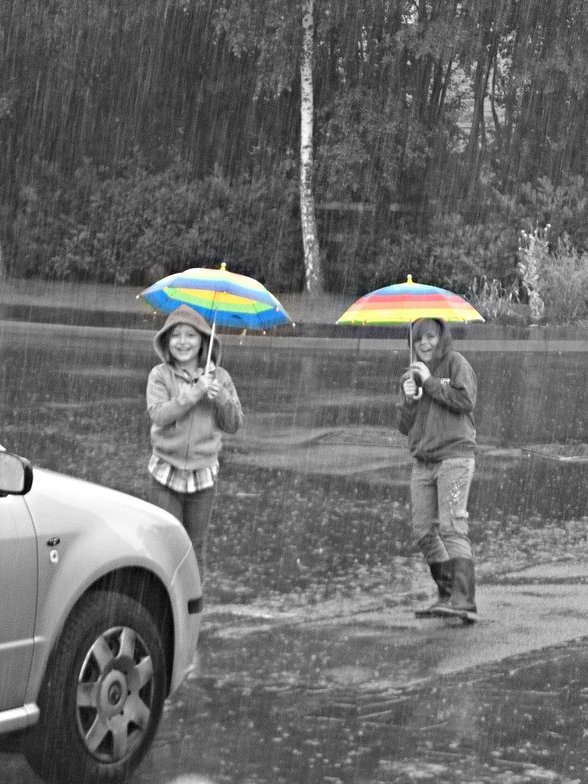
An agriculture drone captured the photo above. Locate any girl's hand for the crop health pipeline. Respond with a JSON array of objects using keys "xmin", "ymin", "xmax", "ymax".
[
  {"xmin": 200, "ymin": 373, "xmax": 220, "ymax": 400},
  {"xmin": 402, "ymin": 377, "xmax": 418, "ymax": 398},
  {"xmin": 410, "ymin": 361, "xmax": 431, "ymax": 382}
]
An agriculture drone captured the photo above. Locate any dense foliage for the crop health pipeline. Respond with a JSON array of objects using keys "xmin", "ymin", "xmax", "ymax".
[{"xmin": 1, "ymin": 0, "xmax": 587, "ymax": 318}]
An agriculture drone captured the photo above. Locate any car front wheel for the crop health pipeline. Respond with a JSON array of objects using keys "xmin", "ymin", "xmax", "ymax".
[{"xmin": 25, "ymin": 589, "xmax": 167, "ymax": 784}]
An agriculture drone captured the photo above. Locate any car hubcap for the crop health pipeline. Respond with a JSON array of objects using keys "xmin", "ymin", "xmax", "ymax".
[
  {"xmin": 108, "ymin": 681, "xmax": 123, "ymax": 706},
  {"xmin": 76, "ymin": 625, "xmax": 154, "ymax": 763}
]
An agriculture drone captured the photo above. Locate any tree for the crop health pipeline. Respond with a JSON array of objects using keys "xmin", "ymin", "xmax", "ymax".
[
  {"xmin": 299, "ymin": 0, "xmax": 322, "ymax": 293},
  {"xmin": 2, "ymin": 0, "xmax": 587, "ymax": 292},
  {"xmin": 199, "ymin": 0, "xmax": 325, "ymax": 291}
]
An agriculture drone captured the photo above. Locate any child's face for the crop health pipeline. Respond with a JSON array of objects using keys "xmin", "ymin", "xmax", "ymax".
[
  {"xmin": 414, "ymin": 320, "xmax": 441, "ymax": 363},
  {"xmin": 168, "ymin": 324, "xmax": 202, "ymax": 366}
]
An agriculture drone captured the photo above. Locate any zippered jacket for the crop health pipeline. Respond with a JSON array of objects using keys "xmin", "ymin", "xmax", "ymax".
[
  {"xmin": 397, "ymin": 321, "xmax": 477, "ymax": 462},
  {"xmin": 147, "ymin": 305, "xmax": 244, "ymax": 470}
]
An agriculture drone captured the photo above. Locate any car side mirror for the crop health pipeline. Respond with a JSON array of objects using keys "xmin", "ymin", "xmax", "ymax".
[{"xmin": 0, "ymin": 451, "xmax": 33, "ymax": 495}]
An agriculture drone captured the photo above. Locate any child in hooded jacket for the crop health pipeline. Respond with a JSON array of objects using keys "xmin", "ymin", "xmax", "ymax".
[
  {"xmin": 397, "ymin": 317, "xmax": 478, "ymax": 621},
  {"xmin": 147, "ymin": 304, "xmax": 243, "ymax": 582}
]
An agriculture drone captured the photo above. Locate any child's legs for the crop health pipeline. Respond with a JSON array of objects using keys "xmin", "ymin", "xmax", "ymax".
[
  {"xmin": 149, "ymin": 479, "xmax": 183, "ymax": 520},
  {"xmin": 436, "ymin": 457, "xmax": 475, "ymax": 560},
  {"xmin": 411, "ymin": 460, "xmax": 449, "ymax": 564},
  {"xmin": 182, "ymin": 484, "xmax": 218, "ymax": 581},
  {"xmin": 149, "ymin": 480, "xmax": 217, "ymax": 581}
]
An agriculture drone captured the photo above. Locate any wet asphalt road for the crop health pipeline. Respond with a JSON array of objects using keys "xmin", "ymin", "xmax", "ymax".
[
  {"xmin": 4, "ymin": 628, "xmax": 588, "ymax": 784},
  {"xmin": 138, "ymin": 634, "xmax": 588, "ymax": 784},
  {"xmin": 6, "ymin": 558, "xmax": 588, "ymax": 783},
  {"xmin": 0, "ymin": 320, "xmax": 587, "ymax": 783}
]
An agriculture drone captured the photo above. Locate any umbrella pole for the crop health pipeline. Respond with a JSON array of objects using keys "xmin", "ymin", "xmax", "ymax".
[
  {"xmin": 205, "ymin": 311, "xmax": 216, "ymax": 375},
  {"xmin": 409, "ymin": 322, "xmax": 423, "ymax": 400},
  {"xmin": 409, "ymin": 322, "xmax": 414, "ymax": 366}
]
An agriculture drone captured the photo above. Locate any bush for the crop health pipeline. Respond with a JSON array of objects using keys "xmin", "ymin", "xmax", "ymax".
[
  {"xmin": 466, "ymin": 276, "xmax": 523, "ymax": 324},
  {"xmin": 9, "ymin": 162, "xmax": 74, "ymax": 277},
  {"xmin": 519, "ymin": 175, "xmax": 588, "ymax": 253},
  {"xmin": 15, "ymin": 156, "xmax": 303, "ymax": 290},
  {"xmin": 539, "ymin": 235, "xmax": 588, "ymax": 324},
  {"xmin": 6, "ymin": 152, "xmax": 588, "ymax": 323},
  {"xmin": 517, "ymin": 226, "xmax": 548, "ymax": 323},
  {"xmin": 325, "ymin": 212, "xmax": 520, "ymax": 298}
]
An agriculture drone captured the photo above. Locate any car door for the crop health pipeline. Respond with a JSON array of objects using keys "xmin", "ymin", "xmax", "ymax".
[{"xmin": 0, "ymin": 495, "xmax": 37, "ymax": 710}]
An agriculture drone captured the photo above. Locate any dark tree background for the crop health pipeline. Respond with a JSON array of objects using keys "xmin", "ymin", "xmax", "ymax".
[{"xmin": 1, "ymin": 0, "xmax": 587, "ymax": 296}]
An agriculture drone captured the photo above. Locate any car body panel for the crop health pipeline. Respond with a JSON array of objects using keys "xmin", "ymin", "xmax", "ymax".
[
  {"xmin": 169, "ymin": 546, "xmax": 202, "ymax": 692},
  {"xmin": 21, "ymin": 467, "xmax": 202, "ymax": 704},
  {"xmin": 0, "ymin": 463, "xmax": 201, "ymax": 735},
  {"xmin": 0, "ymin": 495, "xmax": 37, "ymax": 711}
]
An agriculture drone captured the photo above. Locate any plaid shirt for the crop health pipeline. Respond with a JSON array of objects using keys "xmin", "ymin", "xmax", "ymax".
[{"xmin": 149, "ymin": 454, "xmax": 219, "ymax": 494}]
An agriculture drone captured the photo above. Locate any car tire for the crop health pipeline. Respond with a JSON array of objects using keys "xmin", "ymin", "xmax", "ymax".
[{"xmin": 24, "ymin": 589, "xmax": 167, "ymax": 784}]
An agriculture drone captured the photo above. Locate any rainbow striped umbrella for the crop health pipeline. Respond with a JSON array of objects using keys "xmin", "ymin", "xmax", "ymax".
[
  {"xmin": 139, "ymin": 263, "xmax": 291, "ymax": 329},
  {"xmin": 336, "ymin": 275, "xmax": 484, "ymax": 328},
  {"xmin": 139, "ymin": 262, "xmax": 292, "ymax": 370},
  {"xmin": 337, "ymin": 274, "xmax": 484, "ymax": 397}
]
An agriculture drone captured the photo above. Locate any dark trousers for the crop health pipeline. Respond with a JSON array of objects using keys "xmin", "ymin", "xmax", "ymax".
[{"xmin": 149, "ymin": 479, "xmax": 218, "ymax": 582}]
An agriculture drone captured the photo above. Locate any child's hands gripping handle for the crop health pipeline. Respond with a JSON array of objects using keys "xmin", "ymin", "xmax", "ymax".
[{"xmin": 402, "ymin": 376, "xmax": 423, "ymax": 401}]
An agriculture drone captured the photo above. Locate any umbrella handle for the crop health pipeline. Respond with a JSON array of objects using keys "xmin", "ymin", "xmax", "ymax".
[
  {"xmin": 408, "ymin": 322, "xmax": 423, "ymax": 400},
  {"xmin": 205, "ymin": 313, "xmax": 216, "ymax": 375}
]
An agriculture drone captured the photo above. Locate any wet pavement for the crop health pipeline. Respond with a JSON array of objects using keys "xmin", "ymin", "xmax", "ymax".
[
  {"xmin": 133, "ymin": 563, "xmax": 588, "ymax": 784},
  {"xmin": 146, "ymin": 649, "xmax": 588, "ymax": 784},
  {"xmin": 0, "ymin": 311, "xmax": 587, "ymax": 782},
  {"xmin": 4, "ymin": 553, "xmax": 588, "ymax": 783}
]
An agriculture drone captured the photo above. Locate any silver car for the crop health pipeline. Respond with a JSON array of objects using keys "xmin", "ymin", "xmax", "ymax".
[{"xmin": 0, "ymin": 449, "xmax": 202, "ymax": 783}]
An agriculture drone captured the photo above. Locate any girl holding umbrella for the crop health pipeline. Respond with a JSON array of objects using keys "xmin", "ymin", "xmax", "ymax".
[
  {"xmin": 140, "ymin": 263, "xmax": 290, "ymax": 585},
  {"xmin": 398, "ymin": 317, "xmax": 478, "ymax": 622},
  {"xmin": 146, "ymin": 304, "xmax": 243, "ymax": 584},
  {"xmin": 337, "ymin": 276, "xmax": 483, "ymax": 623}
]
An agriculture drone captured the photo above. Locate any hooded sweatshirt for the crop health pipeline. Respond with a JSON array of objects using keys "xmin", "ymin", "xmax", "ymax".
[
  {"xmin": 147, "ymin": 305, "xmax": 243, "ymax": 471},
  {"xmin": 397, "ymin": 320, "xmax": 477, "ymax": 462}
]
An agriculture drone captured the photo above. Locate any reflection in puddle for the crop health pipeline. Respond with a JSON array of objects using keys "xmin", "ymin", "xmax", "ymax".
[{"xmin": 135, "ymin": 638, "xmax": 588, "ymax": 784}]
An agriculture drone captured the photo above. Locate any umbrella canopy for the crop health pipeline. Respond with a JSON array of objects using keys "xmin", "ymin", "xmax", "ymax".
[
  {"xmin": 336, "ymin": 274, "xmax": 484, "ymax": 400},
  {"xmin": 336, "ymin": 274, "xmax": 485, "ymax": 327},
  {"xmin": 139, "ymin": 262, "xmax": 292, "ymax": 331}
]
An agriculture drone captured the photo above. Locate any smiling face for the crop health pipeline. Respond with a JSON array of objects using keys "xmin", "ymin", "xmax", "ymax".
[
  {"xmin": 168, "ymin": 323, "xmax": 203, "ymax": 368},
  {"xmin": 414, "ymin": 319, "xmax": 441, "ymax": 364}
]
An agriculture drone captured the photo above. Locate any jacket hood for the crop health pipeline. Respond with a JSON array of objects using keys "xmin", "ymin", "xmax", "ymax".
[
  {"xmin": 153, "ymin": 304, "xmax": 222, "ymax": 366},
  {"xmin": 409, "ymin": 318, "xmax": 453, "ymax": 369}
]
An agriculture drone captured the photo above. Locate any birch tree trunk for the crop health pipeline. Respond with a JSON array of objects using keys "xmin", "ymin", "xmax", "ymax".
[{"xmin": 300, "ymin": 0, "xmax": 322, "ymax": 294}]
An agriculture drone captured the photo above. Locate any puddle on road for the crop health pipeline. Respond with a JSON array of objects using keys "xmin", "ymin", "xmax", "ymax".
[{"xmin": 132, "ymin": 637, "xmax": 588, "ymax": 784}]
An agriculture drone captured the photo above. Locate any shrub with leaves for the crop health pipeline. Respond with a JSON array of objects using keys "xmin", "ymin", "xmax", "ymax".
[
  {"xmin": 539, "ymin": 235, "xmax": 588, "ymax": 325},
  {"xmin": 517, "ymin": 226, "xmax": 548, "ymax": 323},
  {"xmin": 40, "ymin": 157, "xmax": 302, "ymax": 289},
  {"xmin": 520, "ymin": 176, "xmax": 588, "ymax": 252},
  {"xmin": 467, "ymin": 275, "xmax": 522, "ymax": 323}
]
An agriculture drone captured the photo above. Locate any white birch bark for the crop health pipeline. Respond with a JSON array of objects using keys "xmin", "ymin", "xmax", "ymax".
[{"xmin": 300, "ymin": 0, "xmax": 322, "ymax": 294}]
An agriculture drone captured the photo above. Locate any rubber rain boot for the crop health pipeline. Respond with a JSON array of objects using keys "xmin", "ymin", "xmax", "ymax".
[
  {"xmin": 415, "ymin": 561, "xmax": 452, "ymax": 618},
  {"xmin": 436, "ymin": 557, "xmax": 477, "ymax": 623}
]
